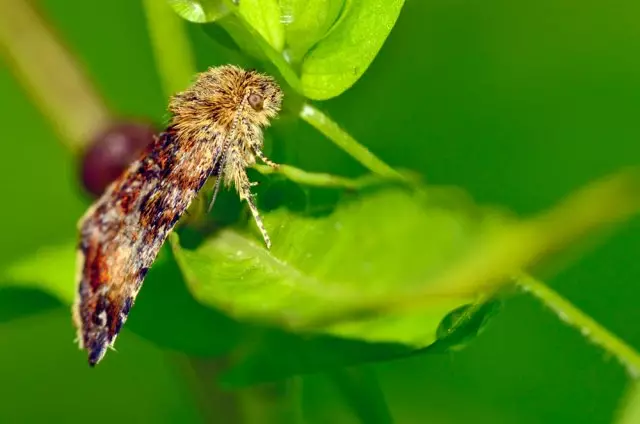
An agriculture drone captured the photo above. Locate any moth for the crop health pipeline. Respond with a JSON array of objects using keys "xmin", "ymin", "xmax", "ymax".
[{"xmin": 73, "ymin": 65, "xmax": 283, "ymax": 366}]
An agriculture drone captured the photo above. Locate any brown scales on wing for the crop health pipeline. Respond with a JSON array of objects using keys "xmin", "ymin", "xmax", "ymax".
[{"xmin": 73, "ymin": 65, "xmax": 283, "ymax": 366}]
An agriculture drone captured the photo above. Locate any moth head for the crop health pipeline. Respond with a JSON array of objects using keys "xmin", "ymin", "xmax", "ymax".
[{"xmin": 167, "ymin": 65, "xmax": 284, "ymax": 130}]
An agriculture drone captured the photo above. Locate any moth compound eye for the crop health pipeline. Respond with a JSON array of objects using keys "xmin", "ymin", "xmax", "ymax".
[{"xmin": 248, "ymin": 93, "xmax": 264, "ymax": 111}]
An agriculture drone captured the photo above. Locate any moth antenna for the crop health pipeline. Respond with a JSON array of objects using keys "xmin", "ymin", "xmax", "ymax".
[{"xmin": 208, "ymin": 158, "xmax": 226, "ymax": 213}]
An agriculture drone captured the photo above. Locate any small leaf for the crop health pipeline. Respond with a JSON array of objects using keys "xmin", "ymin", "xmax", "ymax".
[
  {"xmin": 238, "ymin": 0, "xmax": 285, "ymax": 52},
  {"xmin": 430, "ymin": 298, "xmax": 502, "ymax": 353},
  {"xmin": 171, "ymin": 185, "xmax": 503, "ymax": 350},
  {"xmin": 167, "ymin": 0, "xmax": 231, "ymax": 23},
  {"xmin": 279, "ymin": 0, "xmax": 345, "ymax": 63},
  {"xmin": 300, "ymin": 0, "xmax": 405, "ymax": 100}
]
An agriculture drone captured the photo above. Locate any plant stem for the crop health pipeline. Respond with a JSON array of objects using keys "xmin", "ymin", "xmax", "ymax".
[
  {"xmin": 253, "ymin": 163, "xmax": 384, "ymax": 190},
  {"xmin": 175, "ymin": 353, "xmax": 305, "ymax": 424},
  {"xmin": 174, "ymin": 355, "xmax": 243, "ymax": 424},
  {"xmin": 0, "ymin": 0, "xmax": 111, "ymax": 153},
  {"xmin": 300, "ymin": 103, "xmax": 409, "ymax": 182},
  {"xmin": 142, "ymin": 0, "xmax": 198, "ymax": 98},
  {"xmin": 518, "ymin": 275, "xmax": 640, "ymax": 378},
  {"xmin": 237, "ymin": 379, "xmax": 304, "ymax": 424},
  {"xmin": 328, "ymin": 366, "xmax": 394, "ymax": 424}
]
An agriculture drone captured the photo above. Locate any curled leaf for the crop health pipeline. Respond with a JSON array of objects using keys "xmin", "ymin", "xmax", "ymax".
[{"xmin": 300, "ymin": 0, "xmax": 405, "ymax": 100}]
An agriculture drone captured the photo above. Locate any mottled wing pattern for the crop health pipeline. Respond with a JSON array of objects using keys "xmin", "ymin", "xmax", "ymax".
[{"xmin": 73, "ymin": 127, "xmax": 223, "ymax": 365}]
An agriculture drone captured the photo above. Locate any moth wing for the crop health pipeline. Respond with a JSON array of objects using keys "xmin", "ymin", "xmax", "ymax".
[{"xmin": 73, "ymin": 130, "xmax": 224, "ymax": 365}]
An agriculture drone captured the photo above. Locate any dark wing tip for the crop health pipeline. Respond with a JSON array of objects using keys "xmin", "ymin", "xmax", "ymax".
[{"xmin": 86, "ymin": 332, "xmax": 109, "ymax": 367}]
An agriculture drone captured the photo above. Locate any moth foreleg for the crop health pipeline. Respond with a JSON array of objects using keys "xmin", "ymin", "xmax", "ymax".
[
  {"xmin": 253, "ymin": 146, "xmax": 279, "ymax": 169},
  {"xmin": 237, "ymin": 172, "xmax": 271, "ymax": 249}
]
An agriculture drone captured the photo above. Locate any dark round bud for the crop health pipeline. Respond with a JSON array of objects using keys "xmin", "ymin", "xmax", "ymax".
[
  {"xmin": 80, "ymin": 120, "xmax": 157, "ymax": 197},
  {"xmin": 248, "ymin": 93, "xmax": 264, "ymax": 111}
]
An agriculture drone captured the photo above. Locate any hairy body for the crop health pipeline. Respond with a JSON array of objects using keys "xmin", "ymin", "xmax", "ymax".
[{"xmin": 73, "ymin": 65, "xmax": 283, "ymax": 365}]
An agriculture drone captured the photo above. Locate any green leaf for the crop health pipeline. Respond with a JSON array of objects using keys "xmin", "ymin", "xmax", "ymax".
[
  {"xmin": 237, "ymin": 0, "xmax": 285, "ymax": 52},
  {"xmin": 300, "ymin": 0, "xmax": 405, "ymax": 100},
  {"xmin": 215, "ymin": 14, "xmax": 270, "ymax": 61},
  {"xmin": 0, "ymin": 242, "xmax": 77, "ymax": 304},
  {"xmin": 171, "ymin": 185, "xmax": 503, "ymax": 349},
  {"xmin": 279, "ymin": 0, "xmax": 345, "ymax": 63},
  {"xmin": 167, "ymin": 0, "xmax": 231, "ymax": 23}
]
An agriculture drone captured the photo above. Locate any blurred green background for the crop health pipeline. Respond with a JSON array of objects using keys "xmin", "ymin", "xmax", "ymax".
[{"xmin": 1, "ymin": 0, "xmax": 639, "ymax": 423}]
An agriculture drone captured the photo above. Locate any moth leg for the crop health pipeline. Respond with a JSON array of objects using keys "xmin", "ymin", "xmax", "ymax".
[
  {"xmin": 253, "ymin": 146, "xmax": 279, "ymax": 168},
  {"xmin": 246, "ymin": 190, "xmax": 271, "ymax": 249},
  {"xmin": 238, "ymin": 172, "xmax": 271, "ymax": 249}
]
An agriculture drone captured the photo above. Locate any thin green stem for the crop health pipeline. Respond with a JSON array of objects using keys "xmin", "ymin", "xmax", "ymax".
[
  {"xmin": 142, "ymin": 0, "xmax": 198, "ymax": 98},
  {"xmin": 173, "ymin": 355, "xmax": 243, "ymax": 424},
  {"xmin": 518, "ymin": 275, "xmax": 640, "ymax": 378},
  {"xmin": 237, "ymin": 379, "xmax": 304, "ymax": 424},
  {"xmin": 328, "ymin": 366, "xmax": 394, "ymax": 424},
  {"xmin": 300, "ymin": 103, "xmax": 409, "ymax": 182},
  {"xmin": 0, "ymin": 0, "xmax": 111, "ymax": 153},
  {"xmin": 252, "ymin": 163, "xmax": 384, "ymax": 190}
]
